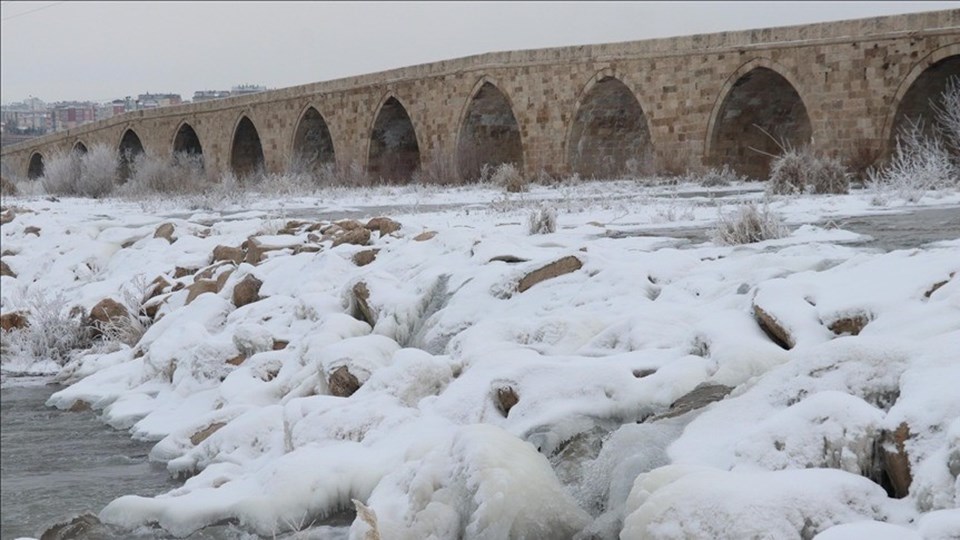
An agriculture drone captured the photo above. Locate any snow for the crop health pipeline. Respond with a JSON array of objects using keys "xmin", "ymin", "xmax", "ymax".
[{"xmin": 2, "ymin": 180, "xmax": 959, "ymax": 538}]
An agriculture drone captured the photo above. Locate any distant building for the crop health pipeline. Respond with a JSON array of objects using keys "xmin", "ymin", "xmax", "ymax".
[
  {"xmin": 49, "ymin": 102, "xmax": 97, "ymax": 131},
  {"xmin": 136, "ymin": 93, "xmax": 182, "ymax": 110},
  {"xmin": 193, "ymin": 90, "xmax": 232, "ymax": 103},
  {"xmin": 231, "ymin": 84, "xmax": 267, "ymax": 96}
]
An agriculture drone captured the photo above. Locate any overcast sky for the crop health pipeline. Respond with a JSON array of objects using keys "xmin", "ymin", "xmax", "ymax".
[{"xmin": 1, "ymin": 1, "xmax": 956, "ymax": 104}]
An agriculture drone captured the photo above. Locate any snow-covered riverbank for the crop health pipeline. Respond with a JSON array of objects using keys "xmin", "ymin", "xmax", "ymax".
[{"xmin": 2, "ymin": 181, "xmax": 959, "ymax": 539}]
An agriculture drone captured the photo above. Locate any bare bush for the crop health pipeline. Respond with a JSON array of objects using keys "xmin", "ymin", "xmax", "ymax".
[
  {"xmin": 120, "ymin": 152, "xmax": 207, "ymax": 195},
  {"xmin": 1, "ymin": 291, "xmax": 91, "ymax": 367},
  {"xmin": 490, "ymin": 162, "xmax": 526, "ymax": 193},
  {"xmin": 527, "ymin": 205, "xmax": 558, "ymax": 234},
  {"xmin": 40, "ymin": 150, "xmax": 82, "ymax": 196},
  {"xmin": 698, "ymin": 164, "xmax": 744, "ymax": 187},
  {"xmin": 712, "ymin": 202, "xmax": 788, "ymax": 245},
  {"xmin": 768, "ymin": 147, "xmax": 850, "ymax": 195},
  {"xmin": 933, "ymin": 75, "xmax": 960, "ymax": 154},
  {"xmin": 76, "ymin": 144, "xmax": 118, "ymax": 198}
]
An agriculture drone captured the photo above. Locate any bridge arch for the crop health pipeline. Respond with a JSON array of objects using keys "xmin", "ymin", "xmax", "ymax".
[
  {"xmin": 291, "ymin": 105, "xmax": 336, "ymax": 173},
  {"xmin": 172, "ymin": 121, "xmax": 204, "ymax": 160},
  {"xmin": 455, "ymin": 77, "xmax": 524, "ymax": 182},
  {"xmin": 230, "ymin": 114, "xmax": 265, "ymax": 178},
  {"xmin": 567, "ymin": 69, "xmax": 654, "ymax": 179},
  {"xmin": 73, "ymin": 141, "xmax": 88, "ymax": 155},
  {"xmin": 367, "ymin": 94, "xmax": 422, "ymax": 183},
  {"xmin": 27, "ymin": 152, "xmax": 44, "ymax": 179},
  {"xmin": 884, "ymin": 43, "xmax": 960, "ymax": 154},
  {"xmin": 706, "ymin": 58, "xmax": 813, "ymax": 179},
  {"xmin": 118, "ymin": 128, "xmax": 145, "ymax": 181}
]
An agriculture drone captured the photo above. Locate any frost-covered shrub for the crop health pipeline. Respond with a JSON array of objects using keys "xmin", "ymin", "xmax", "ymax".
[
  {"xmin": 712, "ymin": 203, "xmax": 788, "ymax": 245},
  {"xmin": 489, "ymin": 162, "xmax": 526, "ymax": 193},
  {"xmin": 0, "ymin": 292, "xmax": 90, "ymax": 368},
  {"xmin": 76, "ymin": 144, "xmax": 118, "ymax": 198},
  {"xmin": 121, "ymin": 152, "xmax": 207, "ymax": 195},
  {"xmin": 699, "ymin": 164, "xmax": 744, "ymax": 187},
  {"xmin": 527, "ymin": 205, "xmax": 558, "ymax": 235},
  {"xmin": 768, "ymin": 147, "xmax": 850, "ymax": 195},
  {"xmin": 40, "ymin": 150, "xmax": 82, "ymax": 195}
]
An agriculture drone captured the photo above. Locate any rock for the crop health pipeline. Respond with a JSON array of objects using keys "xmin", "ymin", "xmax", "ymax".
[
  {"xmin": 185, "ymin": 279, "xmax": 219, "ymax": 305},
  {"xmin": 366, "ymin": 217, "xmax": 401, "ymax": 236},
  {"xmin": 173, "ymin": 266, "xmax": 197, "ymax": 279},
  {"xmin": 226, "ymin": 354, "xmax": 246, "ymax": 366},
  {"xmin": 232, "ymin": 274, "xmax": 263, "ymax": 307},
  {"xmin": 39, "ymin": 512, "xmax": 102, "ymax": 540},
  {"xmin": 336, "ymin": 219, "xmax": 364, "ymax": 231},
  {"xmin": 212, "ymin": 245, "xmax": 245, "ymax": 264},
  {"xmin": 88, "ymin": 298, "xmax": 129, "ymax": 332},
  {"xmin": 880, "ymin": 422, "xmax": 912, "ymax": 498},
  {"xmin": 353, "ymin": 499, "xmax": 382, "ymax": 540},
  {"xmin": 292, "ymin": 244, "xmax": 323, "ymax": 255},
  {"xmin": 352, "ymin": 282, "xmax": 375, "ymax": 326},
  {"xmin": 0, "ymin": 176, "xmax": 17, "ymax": 197},
  {"xmin": 1, "ymin": 249, "xmax": 15, "ymax": 257},
  {"xmin": 650, "ymin": 383, "xmax": 734, "ymax": 421},
  {"xmin": 329, "ymin": 365, "xmax": 361, "ymax": 397},
  {"xmin": 195, "ymin": 261, "xmax": 233, "ymax": 281},
  {"xmin": 153, "ymin": 222, "xmax": 175, "ymax": 243},
  {"xmin": 924, "ymin": 272, "xmax": 954, "ymax": 298},
  {"xmin": 190, "ymin": 422, "xmax": 226, "ymax": 446},
  {"xmin": 517, "ymin": 255, "xmax": 583, "ymax": 293},
  {"xmin": 827, "ymin": 312, "xmax": 871, "ymax": 336},
  {"xmin": 143, "ymin": 295, "xmax": 168, "ymax": 320},
  {"xmin": 0, "ymin": 260, "xmax": 14, "ymax": 278},
  {"xmin": 0, "ymin": 311, "xmax": 29, "ymax": 331},
  {"xmin": 332, "ymin": 227, "xmax": 371, "ymax": 247},
  {"xmin": 753, "ymin": 304, "xmax": 794, "ymax": 350},
  {"xmin": 24, "ymin": 225, "xmax": 41, "ymax": 236},
  {"xmin": 272, "ymin": 339, "xmax": 289, "ymax": 350},
  {"xmin": 413, "ymin": 231, "xmax": 437, "ymax": 242},
  {"xmin": 352, "ymin": 249, "xmax": 380, "ymax": 267},
  {"xmin": 489, "ymin": 254, "xmax": 529, "ymax": 264},
  {"xmin": 68, "ymin": 400, "xmax": 92, "ymax": 413},
  {"xmin": 0, "ymin": 208, "xmax": 14, "ymax": 225},
  {"xmin": 495, "ymin": 386, "xmax": 519, "ymax": 417},
  {"xmin": 632, "ymin": 368, "xmax": 657, "ymax": 378},
  {"xmin": 216, "ymin": 269, "xmax": 234, "ymax": 292},
  {"xmin": 243, "ymin": 237, "xmax": 265, "ymax": 265}
]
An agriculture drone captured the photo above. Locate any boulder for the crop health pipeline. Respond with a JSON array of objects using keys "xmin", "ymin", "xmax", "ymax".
[
  {"xmin": 153, "ymin": 222, "xmax": 175, "ymax": 243},
  {"xmin": 0, "ymin": 311, "xmax": 29, "ymax": 332},
  {"xmin": 753, "ymin": 304, "xmax": 794, "ymax": 350},
  {"xmin": 517, "ymin": 255, "xmax": 583, "ymax": 293},
  {"xmin": 0, "ymin": 208, "xmax": 14, "ymax": 225},
  {"xmin": 879, "ymin": 422, "xmax": 912, "ymax": 498},
  {"xmin": 272, "ymin": 339, "xmax": 289, "ymax": 350},
  {"xmin": 195, "ymin": 261, "xmax": 234, "ymax": 281},
  {"xmin": 68, "ymin": 400, "xmax": 92, "ymax": 413},
  {"xmin": 495, "ymin": 386, "xmax": 519, "ymax": 417},
  {"xmin": 190, "ymin": 422, "xmax": 226, "ymax": 446},
  {"xmin": 352, "ymin": 249, "xmax": 380, "ymax": 267},
  {"xmin": 413, "ymin": 231, "xmax": 437, "ymax": 242},
  {"xmin": 0, "ymin": 260, "xmax": 14, "ymax": 278},
  {"xmin": 332, "ymin": 227, "xmax": 371, "ymax": 247},
  {"xmin": 39, "ymin": 513, "xmax": 102, "ymax": 540},
  {"xmin": 185, "ymin": 280, "xmax": 219, "ymax": 305},
  {"xmin": 826, "ymin": 311, "xmax": 871, "ymax": 336},
  {"xmin": 215, "ymin": 269, "xmax": 234, "ymax": 292},
  {"xmin": 328, "ymin": 365, "xmax": 361, "ymax": 397},
  {"xmin": 366, "ymin": 217, "xmax": 401, "ymax": 236},
  {"xmin": 88, "ymin": 298, "xmax": 129, "ymax": 331},
  {"xmin": 212, "ymin": 245, "xmax": 245, "ymax": 264},
  {"xmin": 649, "ymin": 383, "xmax": 734, "ymax": 421},
  {"xmin": 173, "ymin": 266, "xmax": 197, "ymax": 279},
  {"xmin": 351, "ymin": 282, "xmax": 375, "ymax": 326},
  {"xmin": 24, "ymin": 225, "xmax": 41, "ymax": 236},
  {"xmin": 336, "ymin": 219, "xmax": 364, "ymax": 231},
  {"xmin": 225, "ymin": 354, "xmax": 246, "ymax": 366},
  {"xmin": 232, "ymin": 274, "xmax": 263, "ymax": 308},
  {"xmin": 489, "ymin": 254, "xmax": 529, "ymax": 264},
  {"xmin": 143, "ymin": 295, "xmax": 168, "ymax": 320},
  {"xmin": 924, "ymin": 272, "xmax": 954, "ymax": 298}
]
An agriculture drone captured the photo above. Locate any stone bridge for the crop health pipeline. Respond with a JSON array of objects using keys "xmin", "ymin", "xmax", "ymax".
[{"xmin": 2, "ymin": 9, "xmax": 958, "ymax": 183}]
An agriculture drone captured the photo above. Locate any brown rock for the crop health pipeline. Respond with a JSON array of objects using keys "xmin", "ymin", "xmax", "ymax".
[
  {"xmin": 880, "ymin": 422, "xmax": 912, "ymax": 498},
  {"xmin": 336, "ymin": 219, "xmax": 364, "ymax": 231},
  {"xmin": 827, "ymin": 312, "xmax": 871, "ymax": 336},
  {"xmin": 195, "ymin": 261, "xmax": 233, "ymax": 281},
  {"xmin": 307, "ymin": 233, "xmax": 321, "ymax": 243},
  {"xmin": 352, "ymin": 282, "xmax": 375, "ymax": 326},
  {"xmin": 88, "ymin": 298, "xmax": 129, "ymax": 331},
  {"xmin": 272, "ymin": 339, "xmax": 289, "ymax": 350},
  {"xmin": 292, "ymin": 245, "xmax": 322, "ymax": 255},
  {"xmin": 489, "ymin": 255, "xmax": 529, "ymax": 264},
  {"xmin": 332, "ymin": 227, "xmax": 371, "ymax": 247},
  {"xmin": 495, "ymin": 386, "xmax": 519, "ymax": 417},
  {"xmin": 366, "ymin": 217, "xmax": 401, "ymax": 236},
  {"xmin": 413, "ymin": 231, "xmax": 437, "ymax": 242},
  {"xmin": 0, "ymin": 260, "xmax": 14, "ymax": 278},
  {"xmin": 171, "ymin": 282, "xmax": 185, "ymax": 292},
  {"xmin": 185, "ymin": 280, "xmax": 219, "ymax": 305},
  {"xmin": 143, "ymin": 295, "xmax": 168, "ymax": 320},
  {"xmin": 24, "ymin": 225, "xmax": 41, "ymax": 236},
  {"xmin": 154, "ymin": 222, "xmax": 175, "ymax": 243},
  {"xmin": 1, "ymin": 208, "xmax": 15, "ymax": 225},
  {"xmin": 924, "ymin": 272, "xmax": 954, "ymax": 299},
  {"xmin": 306, "ymin": 222, "xmax": 327, "ymax": 233},
  {"xmin": 212, "ymin": 245, "xmax": 245, "ymax": 264},
  {"xmin": 232, "ymin": 274, "xmax": 263, "ymax": 308},
  {"xmin": 328, "ymin": 365, "xmax": 361, "ymax": 397},
  {"xmin": 68, "ymin": 400, "xmax": 92, "ymax": 413},
  {"xmin": 753, "ymin": 304, "xmax": 794, "ymax": 350},
  {"xmin": 650, "ymin": 383, "xmax": 734, "ymax": 421},
  {"xmin": 1, "ymin": 311, "xmax": 29, "ymax": 331},
  {"xmin": 190, "ymin": 422, "xmax": 226, "ymax": 445},
  {"xmin": 517, "ymin": 255, "xmax": 583, "ymax": 293},
  {"xmin": 352, "ymin": 249, "xmax": 380, "ymax": 267},
  {"xmin": 39, "ymin": 512, "xmax": 102, "ymax": 540},
  {"xmin": 226, "ymin": 354, "xmax": 246, "ymax": 366},
  {"xmin": 216, "ymin": 269, "xmax": 234, "ymax": 292},
  {"xmin": 633, "ymin": 368, "xmax": 657, "ymax": 378},
  {"xmin": 173, "ymin": 266, "xmax": 197, "ymax": 279}
]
